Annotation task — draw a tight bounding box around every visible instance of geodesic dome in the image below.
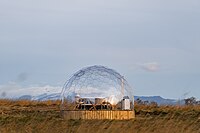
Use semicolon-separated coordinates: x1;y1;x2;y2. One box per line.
61;65;134;110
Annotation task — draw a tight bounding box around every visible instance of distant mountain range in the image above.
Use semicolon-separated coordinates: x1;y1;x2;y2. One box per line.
134;96;184;105
17;93;184;105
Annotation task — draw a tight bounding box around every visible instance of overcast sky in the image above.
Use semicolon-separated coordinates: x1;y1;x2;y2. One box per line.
0;0;200;99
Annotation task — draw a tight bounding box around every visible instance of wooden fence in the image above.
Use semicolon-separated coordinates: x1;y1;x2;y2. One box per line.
63;110;135;120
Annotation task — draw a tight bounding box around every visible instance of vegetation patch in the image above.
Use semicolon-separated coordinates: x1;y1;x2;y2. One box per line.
1;99;200;133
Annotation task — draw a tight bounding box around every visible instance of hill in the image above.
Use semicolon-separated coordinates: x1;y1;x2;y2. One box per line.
18;94;180;105
134;96;182;105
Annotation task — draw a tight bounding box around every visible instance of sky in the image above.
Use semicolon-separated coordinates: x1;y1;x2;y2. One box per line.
0;0;200;99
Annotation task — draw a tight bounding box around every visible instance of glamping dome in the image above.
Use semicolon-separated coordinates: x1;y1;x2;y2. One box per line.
61;65;134;110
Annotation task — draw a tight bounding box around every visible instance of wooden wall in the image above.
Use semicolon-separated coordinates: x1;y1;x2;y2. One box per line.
63;110;135;120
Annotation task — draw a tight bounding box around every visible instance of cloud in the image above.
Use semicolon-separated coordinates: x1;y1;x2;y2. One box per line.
16;72;29;83
1;92;6;97
0;83;61;99
0;72;62;99
138;62;160;72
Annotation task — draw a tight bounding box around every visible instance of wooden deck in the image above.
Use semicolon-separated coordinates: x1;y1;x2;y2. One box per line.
62;110;135;120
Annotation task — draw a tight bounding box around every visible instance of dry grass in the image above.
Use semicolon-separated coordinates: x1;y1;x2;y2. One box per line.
1;99;200;133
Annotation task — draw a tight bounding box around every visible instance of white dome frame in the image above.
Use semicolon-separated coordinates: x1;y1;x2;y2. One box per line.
61;65;134;111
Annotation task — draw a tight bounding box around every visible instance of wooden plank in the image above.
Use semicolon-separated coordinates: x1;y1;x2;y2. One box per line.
63;110;135;120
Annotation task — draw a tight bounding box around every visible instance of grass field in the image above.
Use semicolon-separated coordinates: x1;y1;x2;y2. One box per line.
0;99;200;133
